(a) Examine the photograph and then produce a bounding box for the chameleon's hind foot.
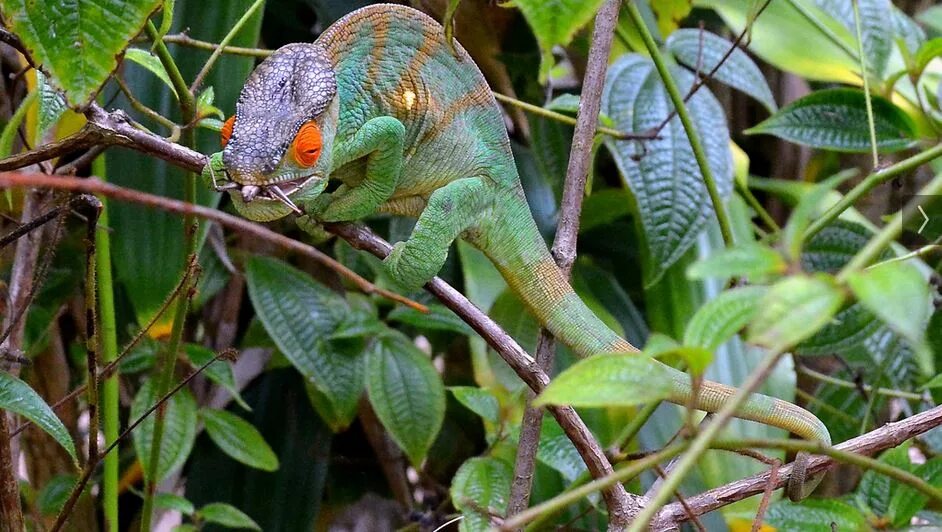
[383,241,440,291]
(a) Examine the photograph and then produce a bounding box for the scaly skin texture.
[203,3,830,500]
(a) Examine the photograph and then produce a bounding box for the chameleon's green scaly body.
[206,4,829,499]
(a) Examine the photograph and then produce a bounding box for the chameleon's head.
[218,43,338,221]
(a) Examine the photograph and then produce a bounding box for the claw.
[267,184,303,214]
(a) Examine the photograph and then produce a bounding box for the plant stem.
[797,366,924,400]
[851,0,879,168]
[737,180,781,233]
[92,155,120,531]
[804,143,942,239]
[491,92,651,140]
[784,0,858,61]
[163,33,272,57]
[145,21,196,121]
[627,2,735,248]
[188,0,265,93]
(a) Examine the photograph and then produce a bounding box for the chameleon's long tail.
[472,192,830,458]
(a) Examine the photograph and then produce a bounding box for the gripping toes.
[383,241,444,291]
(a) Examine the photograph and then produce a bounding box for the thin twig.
[751,459,779,532]
[188,0,265,93]
[163,33,272,57]
[508,1,623,525]
[0,172,427,313]
[492,92,653,141]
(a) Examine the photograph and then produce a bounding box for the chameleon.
[202,3,829,501]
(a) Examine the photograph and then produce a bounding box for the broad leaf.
[124,48,178,98]
[888,457,942,527]
[246,257,365,425]
[449,386,500,425]
[781,172,857,261]
[131,378,198,482]
[198,502,261,531]
[511,0,607,80]
[156,493,195,516]
[451,457,512,532]
[36,474,76,516]
[652,0,693,36]
[37,71,68,139]
[746,89,916,153]
[686,243,786,281]
[747,274,845,351]
[847,262,932,374]
[666,28,777,111]
[387,304,474,336]
[684,286,767,350]
[535,354,673,407]
[366,334,445,466]
[1,0,163,107]
[765,498,867,531]
[536,417,586,482]
[0,372,76,462]
[602,54,733,283]
[201,408,279,472]
[858,444,912,516]
[811,0,893,77]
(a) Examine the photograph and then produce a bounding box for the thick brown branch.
[654,405,942,528]
[0,129,101,171]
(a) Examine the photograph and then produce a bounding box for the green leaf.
[888,457,942,527]
[36,474,76,516]
[196,86,224,120]
[184,345,249,410]
[36,71,68,139]
[686,243,786,281]
[602,54,733,283]
[0,372,76,462]
[449,386,500,425]
[535,354,673,407]
[652,0,693,36]
[684,286,767,350]
[811,0,894,77]
[366,334,446,466]
[781,171,857,261]
[858,444,912,516]
[201,408,279,472]
[535,418,586,482]
[124,48,178,98]
[765,498,867,532]
[246,256,365,425]
[511,0,607,80]
[666,28,777,111]
[387,304,474,336]
[914,38,942,77]
[847,262,932,374]
[155,492,195,516]
[131,378,198,482]
[198,502,261,530]
[0,89,38,162]
[1,0,163,107]
[451,457,512,532]
[303,381,357,433]
[746,89,917,153]
[747,274,845,350]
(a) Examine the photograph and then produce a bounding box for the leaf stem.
[144,21,195,121]
[162,33,272,57]
[188,0,265,93]
[492,92,652,141]
[626,2,735,248]
[852,0,879,168]
[804,143,942,239]
[797,365,924,400]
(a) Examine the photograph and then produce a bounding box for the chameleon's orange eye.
[220,116,236,148]
[293,121,322,167]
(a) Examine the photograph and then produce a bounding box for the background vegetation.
[1,0,942,530]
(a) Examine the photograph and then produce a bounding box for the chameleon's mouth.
[236,175,318,214]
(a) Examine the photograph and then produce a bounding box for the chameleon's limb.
[201,152,228,189]
[315,116,405,222]
[384,177,489,290]
[296,215,335,244]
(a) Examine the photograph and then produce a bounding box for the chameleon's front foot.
[296,215,334,245]
[383,241,441,291]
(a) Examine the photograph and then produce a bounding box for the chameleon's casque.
[206,3,830,502]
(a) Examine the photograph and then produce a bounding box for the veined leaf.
[36,474,76,516]
[535,417,586,482]
[198,502,261,531]
[387,304,474,336]
[811,0,893,77]
[747,274,845,351]
[602,54,733,284]
[1,0,163,107]
[366,334,445,466]
[746,89,917,153]
[666,28,777,111]
[201,408,279,472]
[451,457,512,532]
[36,71,68,140]
[184,345,249,411]
[131,378,198,482]
[124,48,178,98]
[246,256,365,425]
[686,242,786,281]
[0,373,76,462]
[449,386,500,425]
[858,444,912,516]
[888,457,942,527]
[847,262,932,374]
[155,493,195,516]
[684,286,767,351]
[765,498,867,532]
[511,0,607,80]
[535,354,673,407]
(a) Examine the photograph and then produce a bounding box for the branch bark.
[508,0,625,527]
